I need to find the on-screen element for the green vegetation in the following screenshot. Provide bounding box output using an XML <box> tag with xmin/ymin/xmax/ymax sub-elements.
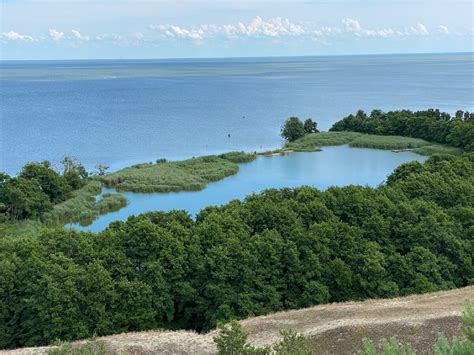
<box><xmin>348</xmin><ymin>135</ymin><xmax>429</xmax><ymax>150</ymax></box>
<box><xmin>330</xmin><ymin>109</ymin><xmax>474</xmax><ymax>152</ymax></box>
<box><xmin>100</xmin><ymin>153</ymin><xmax>254</xmax><ymax>193</ymax></box>
<box><xmin>0</xmin><ymin>158</ymin><xmax>89</xmax><ymax>221</ymax></box>
<box><xmin>413</xmin><ymin>144</ymin><xmax>463</xmax><ymax>156</ymax></box>
<box><xmin>218</xmin><ymin>151</ymin><xmax>257</xmax><ymax>163</ymax></box>
<box><xmin>214</xmin><ymin>321</ymin><xmax>311</xmax><ymax>354</ymax></box>
<box><xmin>360</xmin><ymin>301</ymin><xmax>474</xmax><ymax>355</ymax></box>
<box><xmin>285</xmin><ymin>131</ymin><xmax>363</xmax><ymax>151</ymax></box>
<box><xmin>47</xmin><ymin>341</ymin><xmax>106</xmax><ymax>355</ymax></box>
<box><xmin>1</xmin><ymin>153</ymin><xmax>472</xmax><ymax>349</ymax></box>
<box><xmin>42</xmin><ymin>181</ymin><xmax>127</xmax><ymax>226</ymax></box>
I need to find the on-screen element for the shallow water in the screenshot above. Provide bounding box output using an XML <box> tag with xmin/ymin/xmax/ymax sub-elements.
<box><xmin>1</xmin><ymin>53</ymin><xmax>472</xmax><ymax>175</ymax></box>
<box><xmin>69</xmin><ymin>145</ymin><xmax>427</xmax><ymax>232</ymax></box>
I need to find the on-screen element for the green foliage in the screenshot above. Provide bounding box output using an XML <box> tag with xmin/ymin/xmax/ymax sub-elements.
<box><xmin>349</xmin><ymin>135</ymin><xmax>429</xmax><ymax>150</ymax></box>
<box><xmin>303</xmin><ymin>118</ymin><xmax>319</xmax><ymax>134</ymax></box>
<box><xmin>413</xmin><ymin>144</ymin><xmax>463</xmax><ymax>156</ymax></box>
<box><xmin>360</xmin><ymin>337</ymin><xmax>415</xmax><ymax>355</ymax></box>
<box><xmin>281</xmin><ymin>117</ymin><xmax>305</xmax><ymax>142</ymax></box>
<box><xmin>41</xmin><ymin>181</ymin><xmax>127</xmax><ymax>226</ymax></box>
<box><xmin>100</xmin><ymin>155</ymin><xmax>248</xmax><ymax>192</ymax></box>
<box><xmin>214</xmin><ymin>322</ymin><xmax>310</xmax><ymax>355</ymax></box>
<box><xmin>214</xmin><ymin>321</ymin><xmax>256</xmax><ymax>354</ymax></box>
<box><xmin>285</xmin><ymin>131</ymin><xmax>363</xmax><ymax>151</ymax></box>
<box><xmin>272</xmin><ymin>330</ymin><xmax>312</xmax><ymax>354</ymax></box>
<box><xmin>219</xmin><ymin>151</ymin><xmax>257</xmax><ymax>163</ymax></box>
<box><xmin>47</xmin><ymin>341</ymin><xmax>106</xmax><ymax>355</ymax></box>
<box><xmin>330</xmin><ymin>109</ymin><xmax>473</xmax><ymax>152</ymax></box>
<box><xmin>1</xmin><ymin>154</ymin><xmax>473</xmax><ymax>349</ymax></box>
<box><xmin>0</xmin><ymin>158</ymin><xmax>89</xmax><ymax>222</ymax></box>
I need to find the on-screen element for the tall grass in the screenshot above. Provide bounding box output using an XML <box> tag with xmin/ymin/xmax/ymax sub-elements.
<box><xmin>349</xmin><ymin>135</ymin><xmax>429</xmax><ymax>150</ymax></box>
<box><xmin>285</xmin><ymin>132</ymin><xmax>363</xmax><ymax>151</ymax></box>
<box><xmin>218</xmin><ymin>151</ymin><xmax>257</xmax><ymax>163</ymax></box>
<box><xmin>42</xmin><ymin>181</ymin><xmax>127</xmax><ymax>226</ymax></box>
<box><xmin>101</xmin><ymin>154</ymin><xmax>249</xmax><ymax>193</ymax></box>
<box><xmin>413</xmin><ymin>144</ymin><xmax>463</xmax><ymax>156</ymax></box>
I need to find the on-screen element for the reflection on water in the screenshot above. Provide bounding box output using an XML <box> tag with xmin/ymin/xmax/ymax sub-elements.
<box><xmin>68</xmin><ymin>146</ymin><xmax>426</xmax><ymax>233</ymax></box>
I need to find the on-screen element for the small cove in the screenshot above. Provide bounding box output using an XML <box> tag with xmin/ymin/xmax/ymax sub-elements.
<box><xmin>68</xmin><ymin>145</ymin><xmax>427</xmax><ymax>232</ymax></box>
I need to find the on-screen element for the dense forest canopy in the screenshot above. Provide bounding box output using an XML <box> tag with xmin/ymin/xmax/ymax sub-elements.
<box><xmin>1</xmin><ymin>152</ymin><xmax>472</xmax><ymax>349</ymax></box>
<box><xmin>330</xmin><ymin>109</ymin><xmax>474</xmax><ymax>151</ymax></box>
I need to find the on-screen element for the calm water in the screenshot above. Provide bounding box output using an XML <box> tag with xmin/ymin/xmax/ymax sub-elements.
<box><xmin>69</xmin><ymin>146</ymin><xmax>427</xmax><ymax>232</ymax></box>
<box><xmin>1</xmin><ymin>53</ymin><xmax>473</xmax><ymax>175</ymax></box>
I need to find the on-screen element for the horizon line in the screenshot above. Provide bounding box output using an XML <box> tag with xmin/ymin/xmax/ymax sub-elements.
<box><xmin>1</xmin><ymin>50</ymin><xmax>473</xmax><ymax>62</ymax></box>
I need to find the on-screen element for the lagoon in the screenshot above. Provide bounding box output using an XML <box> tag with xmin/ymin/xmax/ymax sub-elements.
<box><xmin>69</xmin><ymin>145</ymin><xmax>426</xmax><ymax>232</ymax></box>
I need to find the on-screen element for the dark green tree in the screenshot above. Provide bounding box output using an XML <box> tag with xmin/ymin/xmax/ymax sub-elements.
<box><xmin>281</xmin><ymin>117</ymin><xmax>305</xmax><ymax>142</ymax></box>
<box><xmin>303</xmin><ymin>118</ymin><xmax>319</xmax><ymax>134</ymax></box>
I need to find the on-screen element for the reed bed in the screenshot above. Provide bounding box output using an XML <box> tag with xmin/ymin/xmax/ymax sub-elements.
<box><xmin>285</xmin><ymin>131</ymin><xmax>363</xmax><ymax>151</ymax></box>
<box><xmin>101</xmin><ymin>154</ymin><xmax>252</xmax><ymax>193</ymax></box>
<box><xmin>413</xmin><ymin>144</ymin><xmax>463</xmax><ymax>156</ymax></box>
<box><xmin>348</xmin><ymin>135</ymin><xmax>429</xmax><ymax>150</ymax></box>
<box><xmin>42</xmin><ymin>181</ymin><xmax>127</xmax><ymax>225</ymax></box>
<box><xmin>218</xmin><ymin>151</ymin><xmax>257</xmax><ymax>163</ymax></box>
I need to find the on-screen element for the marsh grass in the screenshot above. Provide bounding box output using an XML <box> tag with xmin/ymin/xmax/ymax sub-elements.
<box><xmin>413</xmin><ymin>144</ymin><xmax>463</xmax><ymax>156</ymax></box>
<box><xmin>349</xmin><ymin>135</ymin><xmax>429</xmax><ymax>150</ymax></box>
<box><xmin>218</xmin><ymin>151</ymin><xmax>257</xmax><ymax>163</ymax></box>
<box><xmin>42</xmin><ymin>181</ymin><xmax>127</xmax><ymax>226</ymax></box>
<box><xmin>286</xmin><ymin>132</ymin><xmax>363</xmax><ymax>151</ymax></box>
<box><xmin>101</xmin><ymin>154</ymin><xmax>252</xmax><ymax>193</ymax></box>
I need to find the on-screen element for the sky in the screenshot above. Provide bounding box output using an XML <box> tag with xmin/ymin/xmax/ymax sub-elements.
<box><xmin>1</xmin><ymin>0</ymin><xmax>473</xmax><ymax>60</ymax></box>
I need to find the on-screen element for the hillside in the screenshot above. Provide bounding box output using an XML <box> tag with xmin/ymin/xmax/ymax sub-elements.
<box><xmin>4</xmin><ymin>286</ymin><xmax>473</xmax><ymax>355</ymax></box>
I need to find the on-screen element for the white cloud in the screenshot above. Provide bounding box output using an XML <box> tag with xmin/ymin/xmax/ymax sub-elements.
<box><xmin>49</xmin><ymin>29</ymin><xmax>64</xmax><ymax>41</ymax></box>
<box><xmin>150</xmin><ymin>16</ymin><xmax>305</xmax><ymax>41</ymax></box>
<box><xmin>407</xmin><ymin>23</ymin><xmax>429</xmax><ymax>36</ymax></box>
<box><xmin>341</xmin><ymin>18</ymin><xmax>401</xmax><ymax>38</ymax></box>
<box><xmin>71</xmin><ymin>29</ymin><xmax>89</xmax><ymax>41</ymax></box>
<box><xmin>150</xmin><ymin>24</ymin><xmax>205</xmax><ymax>40</ymax></box>
<box><xmin>437</xmin><ymin>25</ymin><xmax>450</xmax><ymax>34</ymax></box>
<box><xmin>1</xmin><ymin>30</ymin><xmax>34</xmax><ymax>41</ymax></box>
<box><xmin>342</xmin><ymin>18</ymin><xmax>362</xmax><ymax>33</ymax></box>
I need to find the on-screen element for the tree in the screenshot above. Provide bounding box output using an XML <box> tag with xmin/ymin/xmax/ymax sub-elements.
<box><xmin>0</xmin><ymin>177</ymin><xmax>52</xmax><ymax>219</ymax></box>
<box><xmin>95</xmin><ymin>164</ymin><xmax>109</xmax><ymax>176</ymax></box>
<box><xmin>303</xmin><ymin>118</ymin><xmax>319</xmax><ymax>134</ymax></box>
<box><xmin>61</xmin><ymin>156</ymin><xmax>88</xmax><ymax>190</ymax></box>
<box><xmin>19</xmin><ymin>161</ymin><xmax>71</xmax><ymax>203</ymax></box>
<box><xmin>281</xmin><ymin>117</ymin><xmax>305</xmax><ymax>142</ymax></box>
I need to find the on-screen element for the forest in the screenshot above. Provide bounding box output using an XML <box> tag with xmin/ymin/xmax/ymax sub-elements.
<box><xmin>330</xmin><ymin>109</ymin><xmax>474</xmax><ymax>151</ymax></box>
<box><xmin>1</xmin><ymin>151</ymin><xmax>473</xmax><ymax>348</ymax></box>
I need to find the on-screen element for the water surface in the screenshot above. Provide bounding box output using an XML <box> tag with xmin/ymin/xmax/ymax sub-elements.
<box><xmin>1</xmin><ymin>53</ymin><xmax>472</xmax><ymax>175</ymax></box>
<box><xmin>70</xmin><ymin>146</ymin><xmax>427</xmax><ymax>232</ymax></box>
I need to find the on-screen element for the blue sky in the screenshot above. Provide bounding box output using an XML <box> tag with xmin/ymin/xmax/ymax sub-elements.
<box><xmin>1</xmin><ymin>0</ymin><xmax>473</xmax><ymax>60</ymax></box>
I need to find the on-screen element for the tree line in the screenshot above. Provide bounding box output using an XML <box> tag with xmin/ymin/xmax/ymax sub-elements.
<box><xmin>0</xmin><ymin>157</ymin><xmax>88</xmax><ymax>221</ymax></box>
<box><xmin>330</xmin><ymin>109</ymin><xmax>474</xmax><ymax>151</ymax></box>
<box><xmin>1</xmin><ymin>152</ymin><xmax>472</xmax><ymax>349</ymax></box>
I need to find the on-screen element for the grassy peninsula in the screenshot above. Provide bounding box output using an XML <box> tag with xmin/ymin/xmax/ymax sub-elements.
<box><xmin>100</xmin><ymin>152</ymin><xmax>256</xmax><ymax>193</ymax></box>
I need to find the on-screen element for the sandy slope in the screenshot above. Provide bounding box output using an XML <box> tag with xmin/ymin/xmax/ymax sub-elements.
<box><xmin>4</xmin><ymin>286</ymin><xmax>473</xmax><ymax>354</ymax></box>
